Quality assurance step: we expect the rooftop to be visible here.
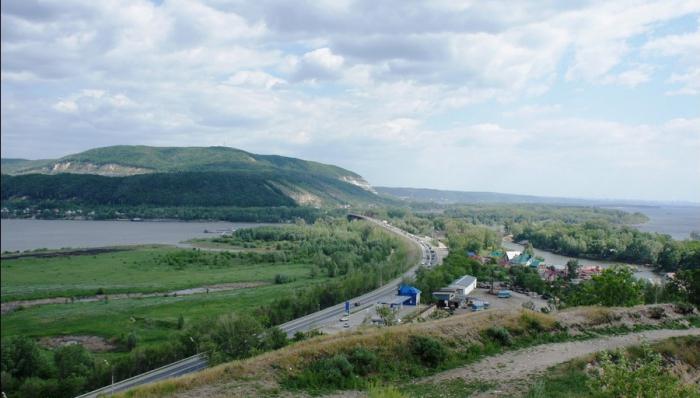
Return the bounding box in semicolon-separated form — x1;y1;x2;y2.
449;275;477;289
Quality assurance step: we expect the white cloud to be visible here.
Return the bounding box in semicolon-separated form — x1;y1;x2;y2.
291;47;345;81
1;0;699;201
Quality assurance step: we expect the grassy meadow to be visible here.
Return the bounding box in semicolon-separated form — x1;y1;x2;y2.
1;245;313;302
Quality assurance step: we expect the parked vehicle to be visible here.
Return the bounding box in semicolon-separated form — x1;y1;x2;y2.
497;290;512;298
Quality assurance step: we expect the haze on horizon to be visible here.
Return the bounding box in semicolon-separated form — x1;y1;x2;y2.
1;0;699;202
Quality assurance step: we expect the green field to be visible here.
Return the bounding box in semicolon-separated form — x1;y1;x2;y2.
1;279;319;345
1;220;414;346
1;246;311;302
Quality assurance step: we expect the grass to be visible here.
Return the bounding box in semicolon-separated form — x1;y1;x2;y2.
399;379;492;398
525;360;591;398
1;245;312;301
1;278;324;346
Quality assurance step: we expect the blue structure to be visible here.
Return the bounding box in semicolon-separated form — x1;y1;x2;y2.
398;285;422;306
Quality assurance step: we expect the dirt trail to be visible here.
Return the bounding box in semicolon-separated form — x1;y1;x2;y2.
1;282;268;314
419;328;700;397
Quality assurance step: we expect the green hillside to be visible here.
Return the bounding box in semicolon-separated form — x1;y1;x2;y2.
1;146;384;210
1;146;363;180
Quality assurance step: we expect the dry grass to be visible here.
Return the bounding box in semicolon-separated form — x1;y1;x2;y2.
121;304;691;398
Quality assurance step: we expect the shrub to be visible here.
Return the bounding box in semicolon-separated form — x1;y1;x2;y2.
274;274;291;284
295;354;356;390
486;327;513;346
177;314;185;330
588;345;698;398
674;302;695;315
410;335;448;368
126;332;138;351
647;307;666;320
522;301;536;311
347;348;378;376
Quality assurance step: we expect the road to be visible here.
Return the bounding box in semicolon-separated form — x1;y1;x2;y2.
75;214;442;397
75;354;208;398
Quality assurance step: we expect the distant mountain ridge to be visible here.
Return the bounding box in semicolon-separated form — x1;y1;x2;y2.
375;186;700;207
1;146;382;207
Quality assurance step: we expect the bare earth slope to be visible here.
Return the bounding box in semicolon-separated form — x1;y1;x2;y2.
420;328;700;398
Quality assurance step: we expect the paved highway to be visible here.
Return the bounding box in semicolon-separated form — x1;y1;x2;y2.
75;214;441;397
75;354;208;398
279;214;440;336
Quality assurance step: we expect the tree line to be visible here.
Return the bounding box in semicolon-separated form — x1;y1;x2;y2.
513;220;700;271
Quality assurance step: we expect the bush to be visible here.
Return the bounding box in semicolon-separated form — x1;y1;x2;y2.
674;302;695;315
294;354;356;390
410;335;448;368
347;348;378;376
486;327;513;346
126;332;138;351
647;307;666;319
177;314;185;330
274;274;291;284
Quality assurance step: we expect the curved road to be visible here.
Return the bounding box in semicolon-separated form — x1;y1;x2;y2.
75;215;440;397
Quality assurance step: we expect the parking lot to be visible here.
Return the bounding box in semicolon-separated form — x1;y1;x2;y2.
453;287;551;315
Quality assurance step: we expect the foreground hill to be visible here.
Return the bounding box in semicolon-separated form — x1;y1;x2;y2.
121;304;699;398
1;146;383;208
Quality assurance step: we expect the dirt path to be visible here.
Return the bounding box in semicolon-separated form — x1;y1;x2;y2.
419;328;700;397
1;282;268;314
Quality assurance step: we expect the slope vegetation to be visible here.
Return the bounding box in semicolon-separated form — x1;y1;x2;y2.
1;146;383;207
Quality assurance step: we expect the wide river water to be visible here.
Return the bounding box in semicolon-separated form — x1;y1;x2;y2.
614;205;700;240
0;219;271;252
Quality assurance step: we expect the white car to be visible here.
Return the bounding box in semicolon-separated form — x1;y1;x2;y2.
340;315;349;322
343;322;350;328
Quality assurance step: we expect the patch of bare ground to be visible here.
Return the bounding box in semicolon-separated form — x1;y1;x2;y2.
39;335;117;352
119;304;696;398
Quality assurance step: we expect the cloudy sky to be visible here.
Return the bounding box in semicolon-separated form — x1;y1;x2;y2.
2;0;699;202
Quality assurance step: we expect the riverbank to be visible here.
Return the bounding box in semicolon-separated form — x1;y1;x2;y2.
0;219;275;252
502;238;661;283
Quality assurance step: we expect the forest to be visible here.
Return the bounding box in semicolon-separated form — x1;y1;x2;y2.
513;221;700;271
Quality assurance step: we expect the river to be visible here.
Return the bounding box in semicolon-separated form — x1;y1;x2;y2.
607;205;700;240
0;219;272;252
501;239;660;283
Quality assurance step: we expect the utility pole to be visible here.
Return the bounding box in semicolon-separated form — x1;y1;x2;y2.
103;359;114;396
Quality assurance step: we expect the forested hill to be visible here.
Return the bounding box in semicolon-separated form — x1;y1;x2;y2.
1;146;385;209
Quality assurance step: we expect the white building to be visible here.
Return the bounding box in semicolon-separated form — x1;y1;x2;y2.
448;275;477;299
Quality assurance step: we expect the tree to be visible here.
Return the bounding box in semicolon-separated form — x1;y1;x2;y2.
211;314;263;361
566;259;580;280
53;345;93;380
376;306;397;326
262;327;288;350
674;269;700;306
571;267;644;307
1;337;45;379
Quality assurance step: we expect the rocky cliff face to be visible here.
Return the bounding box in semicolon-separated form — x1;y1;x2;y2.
15;161;154;177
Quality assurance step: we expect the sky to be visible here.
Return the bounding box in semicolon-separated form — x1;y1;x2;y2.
1;0;699;202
